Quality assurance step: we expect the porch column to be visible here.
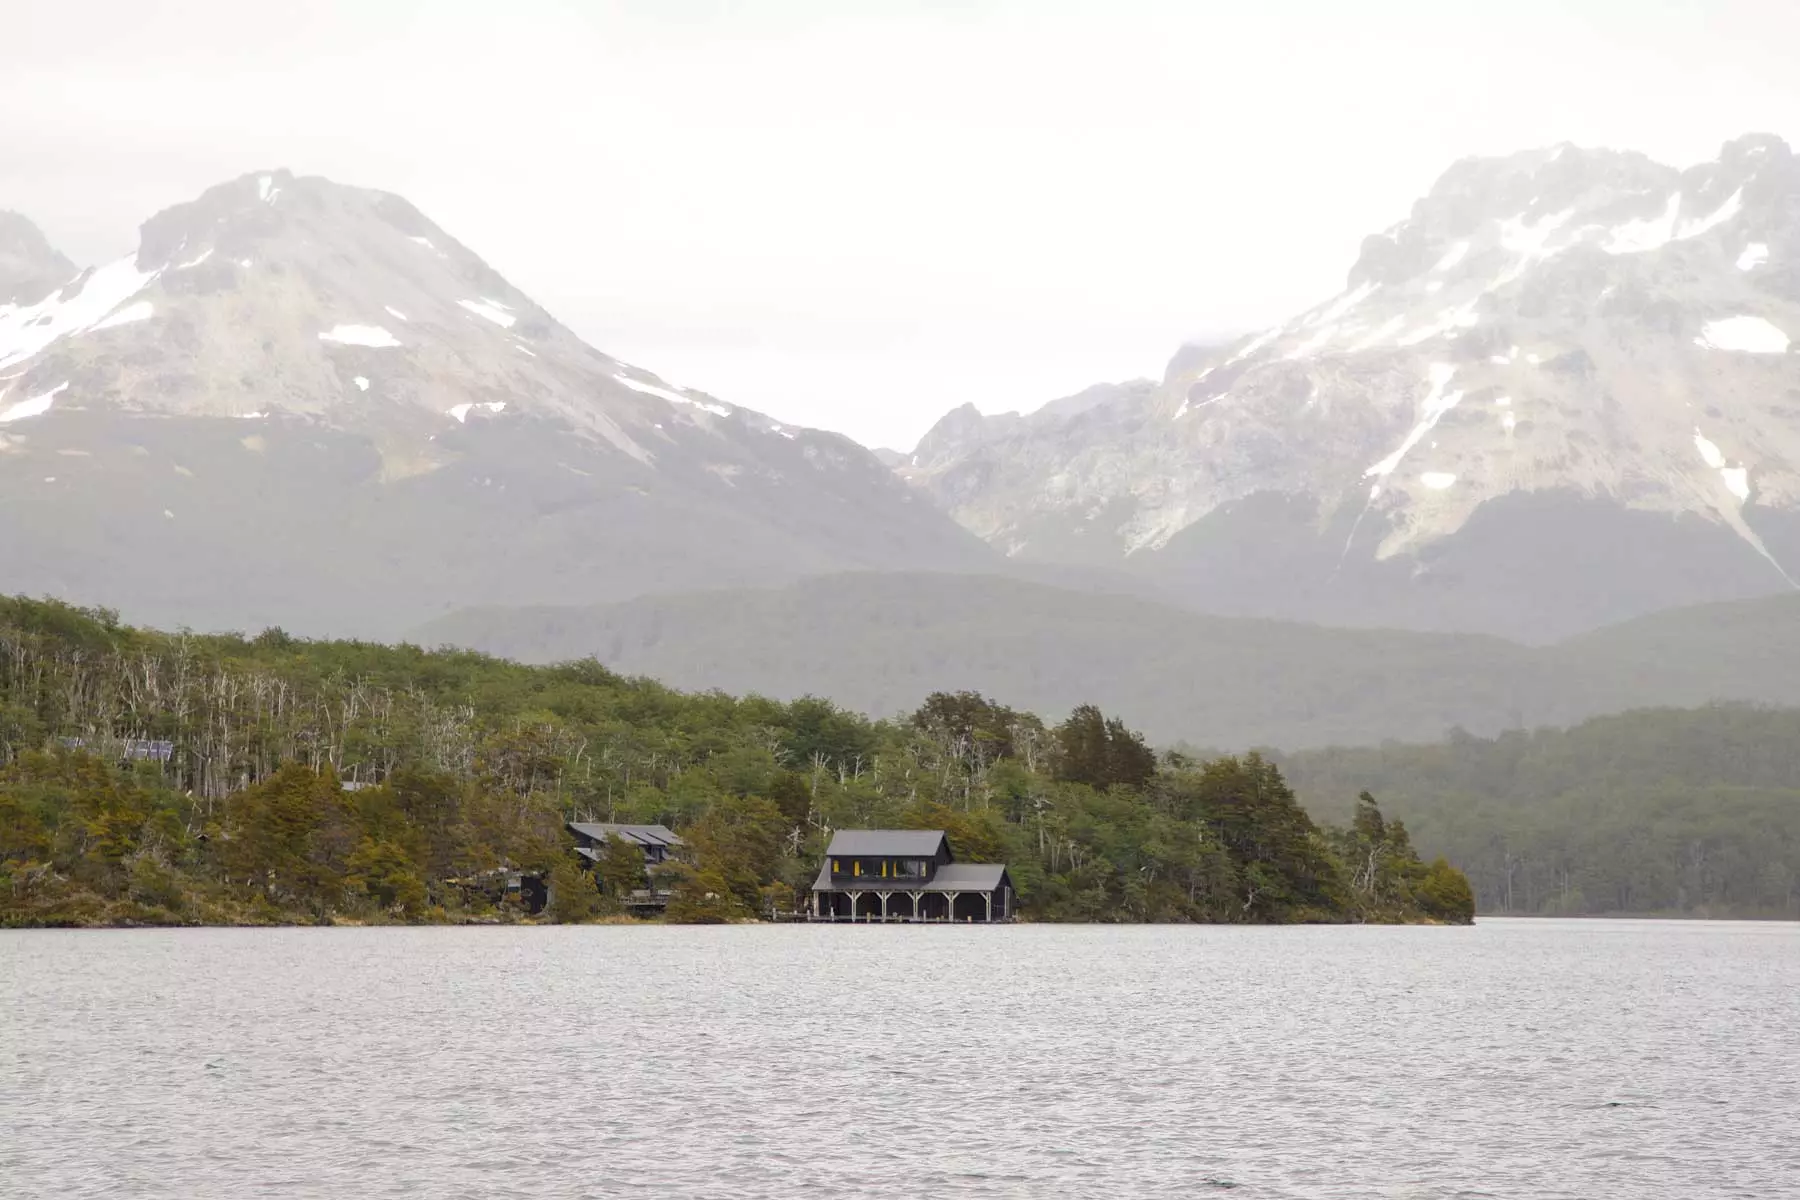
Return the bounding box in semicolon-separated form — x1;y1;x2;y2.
984;893;993;922
911;891;923;922
878;892;891;921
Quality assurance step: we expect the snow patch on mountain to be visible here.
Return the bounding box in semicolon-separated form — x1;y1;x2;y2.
1366;364;1462;478
319;324;401;348
1736;243;1770;270
458;298;515;328
613;372;732;417
0;380;68;423
1695;316;1789;354
0;256;160;369
91;301;153;332
1604;189;1744;255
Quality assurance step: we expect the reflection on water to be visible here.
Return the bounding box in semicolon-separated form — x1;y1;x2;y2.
3;920;1797;1198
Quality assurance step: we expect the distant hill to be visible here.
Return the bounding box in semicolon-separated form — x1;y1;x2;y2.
1277;703;1800;916
415;573;1800;749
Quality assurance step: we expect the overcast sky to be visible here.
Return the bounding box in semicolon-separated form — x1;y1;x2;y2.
4;0;1797;448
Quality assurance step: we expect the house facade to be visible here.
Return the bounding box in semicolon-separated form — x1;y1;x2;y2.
810;829;1015;922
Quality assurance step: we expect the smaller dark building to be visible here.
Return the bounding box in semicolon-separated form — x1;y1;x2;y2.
567;822;685;912
567;822;684;865
810;829;1015;922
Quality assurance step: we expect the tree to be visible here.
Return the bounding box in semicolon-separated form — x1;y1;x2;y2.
546;856;601;923
1417;858;1477;924
663;862;746;923
347;837;429;915
595;832;646;898
1053;705;1156;790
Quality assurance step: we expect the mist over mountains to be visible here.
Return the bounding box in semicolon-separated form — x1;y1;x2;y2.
4;137;1799;750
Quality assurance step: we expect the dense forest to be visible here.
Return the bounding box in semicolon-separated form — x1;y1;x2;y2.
1278;706;1800;919
0;596;1471;927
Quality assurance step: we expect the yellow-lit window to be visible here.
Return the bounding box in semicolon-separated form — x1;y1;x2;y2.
853;860;861;876
832;859;840;873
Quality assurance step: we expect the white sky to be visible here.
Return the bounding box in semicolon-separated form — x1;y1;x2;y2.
4;0;1797;449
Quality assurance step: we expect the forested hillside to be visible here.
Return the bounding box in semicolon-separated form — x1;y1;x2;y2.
418;574;1800;749
1280;706;1800;918
0;597;1469;928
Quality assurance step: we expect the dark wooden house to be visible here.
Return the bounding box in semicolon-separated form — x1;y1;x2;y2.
810;829;1015;922
567;822;684;865
566;822;685;912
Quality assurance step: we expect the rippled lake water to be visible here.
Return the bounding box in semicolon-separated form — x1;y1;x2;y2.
3;920;1797;1198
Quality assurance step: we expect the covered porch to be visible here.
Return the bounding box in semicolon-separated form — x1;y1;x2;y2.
811;890;1005;922
809;863;1015;923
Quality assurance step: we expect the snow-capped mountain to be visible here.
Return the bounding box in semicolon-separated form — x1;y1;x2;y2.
905;134;1800;641
0;171;991;636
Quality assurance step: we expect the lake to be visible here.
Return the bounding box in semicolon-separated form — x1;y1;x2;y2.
2;920;1796;1198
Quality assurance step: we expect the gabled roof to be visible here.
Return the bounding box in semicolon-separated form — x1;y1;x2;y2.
567;822;684;848
824;829;949;858
925;863;1010;891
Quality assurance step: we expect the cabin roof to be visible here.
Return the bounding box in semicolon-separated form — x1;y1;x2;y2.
810;860;1011;893
926;863;1010;890
567;822;685;848
824;829;949;858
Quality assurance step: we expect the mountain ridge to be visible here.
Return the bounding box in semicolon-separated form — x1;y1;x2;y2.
903;133;1800;641
0;169;995;637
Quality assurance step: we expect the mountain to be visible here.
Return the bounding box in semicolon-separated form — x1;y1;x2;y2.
906;134;1800;642
0;171;993;637
0;211;75;306
414;573;1800;749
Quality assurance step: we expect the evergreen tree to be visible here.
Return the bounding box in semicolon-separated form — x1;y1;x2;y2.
595;832;646;898
545;857;601;923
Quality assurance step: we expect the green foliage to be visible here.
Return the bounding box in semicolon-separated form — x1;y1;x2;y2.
595;832;647;897
1282;705;1800;917
346;838;429;915
663;862;748;923
0;594;1472;927
1417;858;1477;924
1054;705;1157;790
546;857;602;923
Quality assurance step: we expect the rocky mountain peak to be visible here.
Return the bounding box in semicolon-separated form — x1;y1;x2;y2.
912;402;994;466
903;133;1800;640
2;168;993;637
0;210;76;306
